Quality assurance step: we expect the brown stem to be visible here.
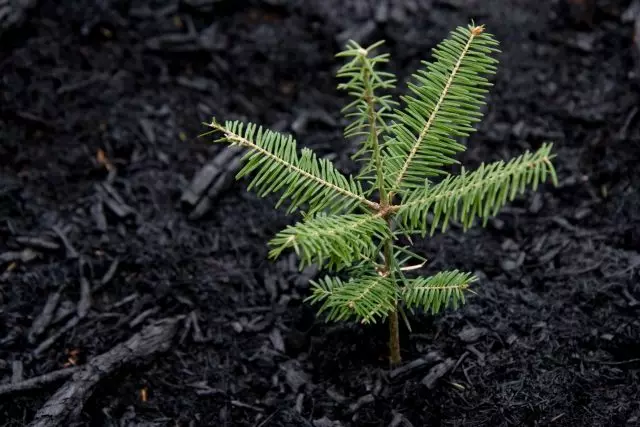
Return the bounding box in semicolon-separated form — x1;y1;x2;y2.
360;50;399;364
388;306;401;365
383;217;401;365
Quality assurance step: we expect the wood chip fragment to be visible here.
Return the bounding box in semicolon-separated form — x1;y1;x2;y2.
421;358;455;390
28;317;182;427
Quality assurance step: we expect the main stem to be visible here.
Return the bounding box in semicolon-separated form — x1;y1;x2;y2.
384;219;401;365
362;64;386;206
362;57;400;365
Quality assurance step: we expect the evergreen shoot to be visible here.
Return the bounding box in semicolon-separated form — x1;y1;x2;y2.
202;23;557;365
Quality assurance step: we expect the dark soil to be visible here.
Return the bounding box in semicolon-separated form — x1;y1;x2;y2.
2;0;640;426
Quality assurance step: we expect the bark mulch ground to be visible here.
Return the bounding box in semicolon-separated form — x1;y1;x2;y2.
1;0;640;426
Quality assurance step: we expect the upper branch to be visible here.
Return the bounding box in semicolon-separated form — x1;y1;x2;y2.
336;40;397;197
383;24;499;195
204;120;379;214
392;29;477;191
269;212;390;271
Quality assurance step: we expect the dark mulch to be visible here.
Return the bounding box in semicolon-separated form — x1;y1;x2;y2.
1;0;640;426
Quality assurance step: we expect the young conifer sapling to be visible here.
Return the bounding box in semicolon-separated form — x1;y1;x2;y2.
203;23;557;365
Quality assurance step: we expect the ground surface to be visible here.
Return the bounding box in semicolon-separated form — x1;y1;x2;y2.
1;0;640;426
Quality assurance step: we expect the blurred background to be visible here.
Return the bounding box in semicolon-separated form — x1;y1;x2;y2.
1;1;639;426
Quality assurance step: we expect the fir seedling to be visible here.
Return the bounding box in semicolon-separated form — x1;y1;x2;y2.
202;24;557;364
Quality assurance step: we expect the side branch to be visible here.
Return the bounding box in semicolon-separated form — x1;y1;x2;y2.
393;155;555;212
204;121;380;211
391;26;481;194
269;212;389;270
391;144;557;235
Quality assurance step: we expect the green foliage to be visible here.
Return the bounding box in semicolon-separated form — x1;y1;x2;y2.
268;213;389;270
383;25;499;193
336;40;397;188
202;119;375;216
306;273;396;324
401;271;476;313
202;23;557;361
396;143;557;235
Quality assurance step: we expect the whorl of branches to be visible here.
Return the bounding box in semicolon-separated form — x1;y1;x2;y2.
203;23;557;326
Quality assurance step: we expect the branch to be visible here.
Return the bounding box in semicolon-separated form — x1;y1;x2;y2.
383;24;500;193
269;212;389;271
401;271;476;314
203;120;379;214
336;40;397;198
393;28;479;191
393;144;557;235
0;367;78;396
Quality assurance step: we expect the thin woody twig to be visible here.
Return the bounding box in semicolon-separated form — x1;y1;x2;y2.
28;317;182;427
0;368;79;396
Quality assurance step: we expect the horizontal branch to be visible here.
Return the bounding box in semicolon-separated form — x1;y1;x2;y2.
204;120;379;213
391;144;557;235
269;212;389;270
